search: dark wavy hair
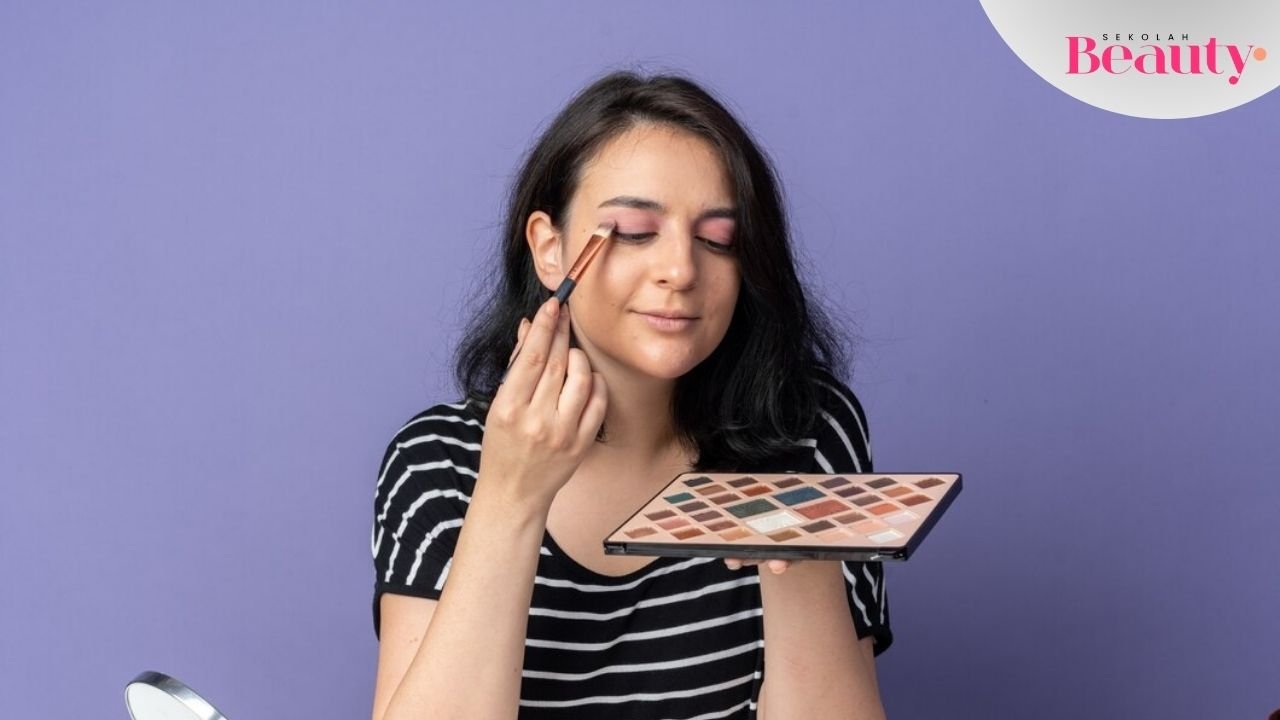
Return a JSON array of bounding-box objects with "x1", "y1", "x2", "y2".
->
[{"x1": 452, "y1": 68, "x2": 855, "y2": 472}]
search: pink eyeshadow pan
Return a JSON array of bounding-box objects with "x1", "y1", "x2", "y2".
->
[
  {"x1": 672, "y1": 527, "x2": 705, "y2": 540},
  {"x1": 625, "y1": 527, "x2": 657, "y2": 538},
  {"x1": 794, "y1": 499, "x2": 848, "y2": 520},
  {"x1": 657, "y1": 517, "x2": 690, "y2": 530}
]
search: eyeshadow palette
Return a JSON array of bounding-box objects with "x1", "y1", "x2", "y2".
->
[{"x1": 603, "y1": 472, "x2": 961, "y2": 562}]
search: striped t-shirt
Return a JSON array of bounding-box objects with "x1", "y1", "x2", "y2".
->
[{"x1": 371, "y1": 372, "x2": 891, "y2": 719}]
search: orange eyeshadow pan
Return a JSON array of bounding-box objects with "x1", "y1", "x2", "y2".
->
[
  {"x1": 883, "y1": 486, "x2": 913, "y2": 498},
  {"x1": 742, "y1": 485, "x2": 773, "y2": 497},
  {"x1": 868, "y1": 503, "x2": 897, "y2": 516},
  {"x1": 626, "y1": 527, "x2": 657, "y2": 538},
  {"x1": 719, "y1": 527, "x2": 751, "y2": 541},
  {"x1": 672, "y1": 527, "x2": 705, "y2": 540},
  {"x1": 657, "y1": 517, "x2": 690, "y2": 530}
]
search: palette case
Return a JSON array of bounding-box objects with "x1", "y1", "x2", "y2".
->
[{"x1": 603, "y1": 472, "x2": 962, "y2": 562}]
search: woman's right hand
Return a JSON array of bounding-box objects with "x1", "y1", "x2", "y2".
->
[{"x1": 480, "y1": 297, "x2": 609, "y2": 510}]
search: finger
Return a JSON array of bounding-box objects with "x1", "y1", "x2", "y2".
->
[
  {"x1": 724, "y1": 559, "x2": 741, "y2": 571},
  {"x1": 558, "y1": 347, "x2": 592, "y2": 418},
  {"x1": 573, "y1": 370, "x2": 608, "y2": 452},
  {"x1": 504, "y1": 298, "x2": 559, "y2": 400},
  {"x1": 506, "y1": 318, "x2": 531, "y2": 367},
  {"x1": 767, "y1": 560, "x2": 790, "y2": 575},
  {"x1": 531, "y1": 302, "x2": 571, "y2": 410}
]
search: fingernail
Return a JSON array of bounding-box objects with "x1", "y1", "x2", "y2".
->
[
  {"x1": 725, "y1": 560, "x2": 740, "y2": 571},
  {"x1": 546, "y1": 299, "x2": 559, "y2": 317}
]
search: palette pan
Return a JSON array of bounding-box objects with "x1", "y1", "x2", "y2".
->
[{"x1": 604, "y1": 472, "x2": 962, "y2": 562}]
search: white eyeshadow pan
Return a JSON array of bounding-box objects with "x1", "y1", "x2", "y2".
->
[
  {"x1": 746, "y1": 511, "x2": 803, "y2": 533},
  {"x1": 883, "y1": 511, "x2": 919, "y2": 526},
  {"x1": 868, "y1": 529, "x2": 905, "y2": 544}
]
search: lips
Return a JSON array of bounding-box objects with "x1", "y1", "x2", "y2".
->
[{"x1": 637, "y1": 310, "x2": 699, "y2": 320}]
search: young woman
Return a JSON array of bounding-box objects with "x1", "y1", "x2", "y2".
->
[{"x1": 370, "y1": 70, "x2": 890, "y2": 720}]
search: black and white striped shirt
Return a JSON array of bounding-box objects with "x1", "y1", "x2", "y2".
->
[{"x1": 371, "y1": 372, "x2": 891, "y2": 719}]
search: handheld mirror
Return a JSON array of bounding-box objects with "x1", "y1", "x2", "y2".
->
[{"x1": 125, "y1": 671, "x2": 230, "y2": 720}]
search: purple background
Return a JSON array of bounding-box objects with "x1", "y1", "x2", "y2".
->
[{"x1": 3, "y1": 3, "x2": 1277, "y2": 718}]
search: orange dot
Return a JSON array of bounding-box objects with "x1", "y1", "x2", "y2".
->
[{"x1": 1254, "y1": 47, "x2": 1267, "y2": 61}]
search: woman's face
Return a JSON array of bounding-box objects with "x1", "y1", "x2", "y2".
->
[{"x1": 528, "y1": 124, "x2": 741, "y2": 381}]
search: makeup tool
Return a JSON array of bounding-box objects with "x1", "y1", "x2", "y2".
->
[
  {"x1": 604, "y1": 472, "x2": 962, "y2": 562},
  {"x1": 500, "y1": 220, "x2": 616, "y2": 383}
]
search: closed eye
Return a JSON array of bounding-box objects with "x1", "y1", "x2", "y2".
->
[{"x1": 613, "y1": 232, "x2": 735, "y2": 254}]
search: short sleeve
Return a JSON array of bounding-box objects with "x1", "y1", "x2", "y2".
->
[
  {"x1": 808, "y1": 372, "x2": 893, "y2": 656},
  {"x1": 370, "y1": 402, "x2": 482, "y2": 639}
]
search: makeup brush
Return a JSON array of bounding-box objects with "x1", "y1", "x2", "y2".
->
[{"x1": 500, "y1": 220, "x2": 616, "y2": 383}]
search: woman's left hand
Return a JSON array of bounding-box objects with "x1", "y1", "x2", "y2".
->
[{"x1": 724, "y1": 557, "x2": 799, "y2": 574}]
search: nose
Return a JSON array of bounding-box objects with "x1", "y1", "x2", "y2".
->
[{"x1": 651, "y1": 229, "x2": 698, "y2": 290}]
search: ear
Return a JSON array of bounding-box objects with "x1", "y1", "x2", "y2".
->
[{"x1": 526, "y1": 210, "x2": 567, "y2": 293}]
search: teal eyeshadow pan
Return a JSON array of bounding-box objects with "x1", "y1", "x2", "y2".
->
[
  {"x1": 663, "y1": 492, "x2": 696, "y2": 504},
  {"x1": 774, "y1": 486, "x2": 824, "y2": 506},
  {"x1": 683, "y1": 476, "x2": 713, "y2": 487},
  {"x1": 725, "y1": 498, "x2": 776, "y2": 518}
]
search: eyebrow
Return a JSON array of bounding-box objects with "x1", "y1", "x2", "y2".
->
[{"x1": 597, "y1": 195, "x2": 737, "y2": 223}]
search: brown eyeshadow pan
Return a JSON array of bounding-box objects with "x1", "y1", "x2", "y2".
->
[
  {"x1": 677, "y1": 501, "x2": 709, "y2": 512},
  {"x1": 834, "y1": 512, "x2": 864, "y2": 524},
  {"x1": 900, "y1": 494, "x2": 932, "y2": 506},
  {"x1": 835, "y1": 486, "x2": 866, "y2": 498},
  {"x1": 646, "y1": 509, "x2": 676, "y2": 521},
  {"x1": 915, "y1": 477, "x2": 945, "y2": 489},
  {"x1": 691, "y1": 510, "x2": 721, "y2": 522},
  {"x1": 851, "y1": 495, "x2": 880, "y2": 507},
  {"x1": 883, "y1": 486, "x2": 913, "y2": 498},
  {"x1": 672, "y1": 527, "x2": 705, "y2": 540},
  {"x1": 705, "y1": 520, "x2": 735, "y2": 532},
  {"x1": 709, "y1": 494, "x2": 739, "y2": 505},
  {"x1": 727, "y1": 477, "x2": 758, "y2": 488},
  {"x1": 742, "y1": 485, "x2": 772, "y2": 497},
  {"x1": 794, "y1": 499, "x2": 848, "y2": 520},
  {"x1": 774, "y1": 477, "x2": 804, "y2": 489},
  {"x1": 769, "y1": 529, "x2": 801, "y2": 542},
  {"x1": 683, "y1": 476, "x2": 713, "y2": 487},
  {"x1": 819, "y1": 477, "x2": 851, "y2": 489},
  {"x1": 866, "y1": 477, "x2": 897, "y2": 489},
  {"x1": 694, "y1": 485, "x2": 725, "y2": 496},
  {"x1": 802, "y1": 520, "x2": 834, "y2": 533}
]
